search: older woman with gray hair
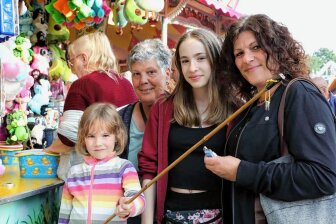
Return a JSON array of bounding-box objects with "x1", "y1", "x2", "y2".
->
[{"x1": 118, "y1": 38, "x2": 171, "y2": 224}]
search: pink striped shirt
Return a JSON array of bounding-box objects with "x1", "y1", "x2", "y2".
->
[{"x1": 58, "y1": 156, "x2": 145, "y2": 224}]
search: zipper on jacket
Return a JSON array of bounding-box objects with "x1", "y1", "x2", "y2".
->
[{"x1": 222, "y1": 105, "x2": 252, "y2": 224}]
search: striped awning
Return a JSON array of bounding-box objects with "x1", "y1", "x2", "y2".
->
[{"x1": 198, "y1": 0, "x2": 242, "y2": 18}]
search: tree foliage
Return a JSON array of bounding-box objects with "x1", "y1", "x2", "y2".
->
[{"x1": 308, "y1": 48, "x2": 336, "y2": 73}]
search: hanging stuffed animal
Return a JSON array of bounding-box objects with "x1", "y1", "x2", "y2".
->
[
  {"x1": 19, "y1": 1, "x2": 34, "y2": 38},
  {"x1": 112, "y1": 0, "x2": 128, "y2": 35},
  {"x1": 30, "y1": 8, "x2": 48, "y2": 45},
  {"x1": 135, "y1": 0, "x2": 164, "y2": 21},
  {"x1": 47, "y1": 16, "x2": 70, "y2": 43},
  {"x1": 124, "y1": 0, "x2": 147, "y2": 30}
]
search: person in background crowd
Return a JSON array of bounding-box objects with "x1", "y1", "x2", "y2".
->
[
  {"x1": 138, "y1": 28, "x2": 233, "y2": 224},
  {"x1": 170, "y1": 48, "x2": 180, "y2": 83},
  {"x1": 118, "y1": 38, "x2": 172, "y2": 224},
  {"x1": 328, "y1": 76, "x2": 336, "y2": 94},
  {"x1": 58, "y1": 103, "x2": 145, "y2": 223},
  {"x1": 312, "y1": 76, "x2": 336, "y2": 114},
  {"x1": 44, "y1": 32, "x2": 137, "y2": 180},
  {"x1": 205, "y1": 14, "x2": 336, "y2": 223}
]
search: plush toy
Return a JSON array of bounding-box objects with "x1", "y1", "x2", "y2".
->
[
  {"x1": 44, "y1": 108, "x2": 60, "y2": 129},
  {"x1": 19, "y1": 7, "x2": 34, "y2": 38},
  {"x1": 0, "y1": 159, "x2": 5, "y2": 176},
  {"x1": 15, "y1": 88, "x2": 31, "y2": 114},
  {"x1": 5, "y1": 110, "x2": 29, "y2": 144},
  {"x1": 30, "y1": 8, "x2": 48, "y2": 45},
  {"x1": 26, "y1": 116, "x2": 47, "y2": 149},
  {"x1": 93, "y1": 0, "x2": 111, "y2": 24},
  {"x1": 12, "y1": 34, "x2": 34, "y2": 64},
  {"x1": 45, "y1": 0, "x2": 66, "y2": 24},
  {"x1": 124, "y1": 0, "x2": 147, "y2": 30},
  {"x1": 28, "y1": 77, "x2": 51, "y2": 115},
  {"x1": 113, "y1": 0, "x2": 128, "y2": 35},
  {"x1": 14, "y1": 75, "x2": 34, "y2": 114},
  {"x1": 23, "y1": 0, "x2": 34, "y2": 12},
  {"x1": 48, "y1": 43, "x2": 72, "y2": 82},
  {"x1": 1, "y1": 42, "x2": 31, "y2": 116},
  {"x1": 53, "y1": 0, "x2": 75, "y2": 21},
  {"x1": 47, "y1": 16, "x2": 70, "y2": 43},
  {"x1": 46, "y1": 0, "x2": 111, "y2": 30},
  {"x1": 50, "y1": 78, "x2": 64, "y2": 100},
  {"x1": 135, "y1": 0, "x2": 164, "y2": 21},
  {"x1": 30, "y1": 46, "x2": 50, "y2": 76}
]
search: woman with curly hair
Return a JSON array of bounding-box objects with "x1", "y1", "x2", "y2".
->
[{"x1": 205, "y1": 14, "x2": 336, "y2": 223}]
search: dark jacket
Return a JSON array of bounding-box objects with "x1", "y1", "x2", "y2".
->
[
  {"x1": 223, "y1": 81, "x2": 336, "y2": 223},
  {"x1": 118, "y1": 102, "x2": 141, "y2": 224},
  {"x1": 118, "y1": 102, "x2": 136, "y2": 160}
]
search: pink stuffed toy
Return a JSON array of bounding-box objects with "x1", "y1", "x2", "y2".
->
[{"x1": 15, "y1": 88, "x2": 32, "y2": 114}]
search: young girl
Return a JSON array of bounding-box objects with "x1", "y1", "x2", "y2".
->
[
  {"x1": 58, "y1": 103, "x2": 145, "y2": 224},
  {"x1": 138, "y1": 29, "x2": 233, "y2": 223}
]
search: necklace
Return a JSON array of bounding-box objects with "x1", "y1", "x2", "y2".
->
[{"x1": 139, "y1": 102, "x2": 147, "y2": 124}]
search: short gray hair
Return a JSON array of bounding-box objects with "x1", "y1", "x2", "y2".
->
[{"x1": 127, "y1": 39, "x2": 172, "y2": 74}]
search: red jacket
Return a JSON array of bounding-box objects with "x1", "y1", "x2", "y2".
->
[
  {"x1": 59, "y1": 71, "x2": 138, "y2": 146},
  {"x1": 138, "y1": 98, "x2": 173, "y2": 224}
]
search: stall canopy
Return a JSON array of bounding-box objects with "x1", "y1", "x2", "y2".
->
[{"x1": 197, "y1": 0, "x2": 241, "y2": 18}]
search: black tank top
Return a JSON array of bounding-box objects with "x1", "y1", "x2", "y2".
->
[{"x1": 168, "y1": 122, "x2": 226, "y2": 190}]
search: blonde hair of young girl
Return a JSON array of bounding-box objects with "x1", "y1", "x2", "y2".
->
[
  {"x1": 76, "y1": 103, "x2": 127, "y2": 156},
  {"x1": 67, "y1": 32, "x2": 118, "y2": 74}
]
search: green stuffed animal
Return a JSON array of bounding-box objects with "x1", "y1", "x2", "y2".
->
[
  {"x1": 48, "y1": 44, "x2": 72, "y2": 82},
  {"x1": 47, "y1": 16, "x2": 70, "y2": 43},
  {"x1": 12, "y1": 34, "x2": 34, "y2": 64},
  {"x1": 6, "y1": 110, "x2": 29, "y2": 144},
  {"x1": 124, "y1": 0, "x2": 147, "y2": 30},
  {"x1": 45, "y1": 0, "x2": 66, "y2": 24}
]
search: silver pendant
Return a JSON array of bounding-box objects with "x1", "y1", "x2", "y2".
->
[{"x1": 265, "y1": 100, "x2": 270, "y2": 111}]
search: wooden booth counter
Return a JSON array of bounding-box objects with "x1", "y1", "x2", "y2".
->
[{"x1": 0, "y1": 164, "x2": 64, "y2": 223}]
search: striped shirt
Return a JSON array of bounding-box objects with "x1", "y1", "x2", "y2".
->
[{"x1": 58, "y1": 156, "x2": 145, "y2": 224}]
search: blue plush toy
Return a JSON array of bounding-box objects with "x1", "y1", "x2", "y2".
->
[{"x1": 28, "y1": 77, "x2": 51, "y2": 115}]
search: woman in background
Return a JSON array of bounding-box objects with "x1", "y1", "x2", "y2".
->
[{"x1": 44, "y1": 32, "x2": 137, "y2": 180}]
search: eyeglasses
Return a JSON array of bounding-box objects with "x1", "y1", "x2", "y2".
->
[{"x1": 67, "y1": 54, "x2": 82, "y2": 67}]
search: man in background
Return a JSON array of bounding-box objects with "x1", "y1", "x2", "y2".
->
[{"x1": 312, "y1": 76, "x2": 336, "y2": 114}]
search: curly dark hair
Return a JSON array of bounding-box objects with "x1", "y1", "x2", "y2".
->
[{"x1": 218, "y1": 14, "x2": 310, "y2": 100}]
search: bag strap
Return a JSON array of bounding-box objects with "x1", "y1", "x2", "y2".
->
[{"x1": 278, "y1": 77, "x2": 325, "y2": 155}]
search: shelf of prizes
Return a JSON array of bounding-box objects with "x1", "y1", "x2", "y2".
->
[
  {"x1": 0, "y1": 143, "x2": 64, "y2": 224},
  {"x1": 0, "y1": 0, "x2": 72, "y2": 222}
]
